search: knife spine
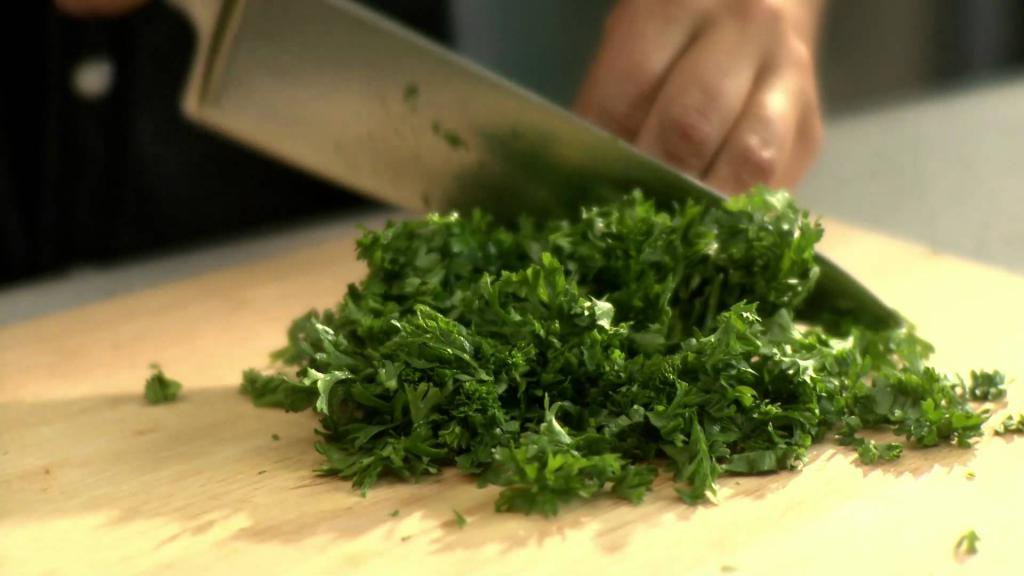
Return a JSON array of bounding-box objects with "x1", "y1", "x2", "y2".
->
[{"x1": 199, "y1": 0, "x2": 247, "y2": 106}]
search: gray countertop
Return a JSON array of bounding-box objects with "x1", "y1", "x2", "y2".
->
[
  {"x1": 800, "y1": 76, "x2": 1024, "y2": 273},
  {"x1": 3, "y1": 77, "x2": 1022, "y2": 326}
]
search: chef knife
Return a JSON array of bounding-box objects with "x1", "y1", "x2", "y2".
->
[{"x1": 168, "y1": 0, "x2": 901, "y2": 329}]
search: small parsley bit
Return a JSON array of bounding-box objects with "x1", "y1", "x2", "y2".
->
[
  {"x1": 955, "y1": 529, "x2": 980, "y2": 556},
  {"x1": 144, "y1": 363, "x2": 182, "y2": 405}
]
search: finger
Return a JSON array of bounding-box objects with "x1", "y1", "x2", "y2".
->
[
  {"x1": 703, "y1": 62, "x2": 801, "y2": 194},
  {"x1": 776, "y1": 84, "x2": 823, "y2": 190},
  {"x1": 574, "y1": 0, "x2": 709, "y2": 140},
  {"x1": 633, "y1": 13, "x2": 772, "y2": 177}
]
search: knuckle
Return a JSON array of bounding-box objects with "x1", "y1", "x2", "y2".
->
[
  {"x1": 658, "y1": 105, "x2": 718, "y2": 169},
  {"x1": 590, "y1": 99, "x2": 648, "y2": 139},
  {"x1": 783, "y1": 35, "x2": 815, "y2": 70},
  {"x1": 734, "y1": 136, "x2": 779, "y2": 186}
]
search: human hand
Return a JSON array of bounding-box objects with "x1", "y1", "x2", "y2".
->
[{"x1": 575, "y1": 0, "x2": 825, "y2": 194}]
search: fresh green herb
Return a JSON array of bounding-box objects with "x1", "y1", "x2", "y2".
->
[
  {"x1": 967, "y1": 370, "x2": 1007, "y2": 401},
  {"x1": 994, "y1": 413, "x2": 1024, "y2": 435},
  {"x1": 241, "y1": 369, "x2": 317, "y2": 412},
  {"x1": 955, "y1": 529, "x2": 980, "y2": 555},
  {"x1": 271, "y1": 433, "x2": 281, "y2": 441},
  {"x1": 431, "y1": 120, "x2": 467, "y2": 150},
  {"x1": 403, "y1": 82, "x2": 419, "y2": 107},
  {"x1": 242, "y1": 189, "x2": 1004, "y2": 516},
  {"x1": 854, "y1": 438, "x2": 903, "y2": 465},
  {"x1": 453, "y1": 509, "x2": 467, "y2": 529},
  {"x1": 965, "y1": 470, "x2": 976, "y2": 479},
  {"x1": 389, "y1": 509, "x2": 400, "y2": 518},
  {"x1": 144, "y1": 364, "x2": 182, "y2": 404}
]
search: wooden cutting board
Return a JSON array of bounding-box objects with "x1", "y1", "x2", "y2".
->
[{"x1": 2, "y1": 218, "x2": 1022, "y2": 576}]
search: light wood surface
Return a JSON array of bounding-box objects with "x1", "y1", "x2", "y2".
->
[{"x1": 2, "y1": 218, "x2": 1022, "y2": 575}]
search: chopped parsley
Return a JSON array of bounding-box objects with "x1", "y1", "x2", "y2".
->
[
  {"x1": 966, "y1": 370, "x2": 1007, "y2": 401},
  {"x1": 955, "y1": 529, "x2": 980, "y2": 555},
  {"x1": 995, "y1": 413, "x2": 1024, "y2": 435},
  {"x1": 144, "y1": 364, "x2": 182, "y2": 404},
  {"x1": 403, "y1": 82, "x2": 419, "y2": 107},
  {"x1": 241, "y1": 188, "x2": 1006, "y2": 515}
]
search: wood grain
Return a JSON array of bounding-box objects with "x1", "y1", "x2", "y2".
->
[{"x1": 1, "y1": 219, "x2": 1022, "y2": 575}]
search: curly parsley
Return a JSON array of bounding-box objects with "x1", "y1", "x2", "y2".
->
[
  {"x1": 144, "y1": 363, "x2": 182, "y2": 404},
  {"x1": 242, "y1": 189, "x2": 1004, "y2": 515},
  {"x1": 956, "y1": 529, "x2": 980, "y2": 556},
  {"x1": 995, "y1": 413, "x2": 1024, "y2": 435}
]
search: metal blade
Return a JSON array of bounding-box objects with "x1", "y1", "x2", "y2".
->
[{"x1": 186, "y1": 0, "x2": 900, "y2": 329}]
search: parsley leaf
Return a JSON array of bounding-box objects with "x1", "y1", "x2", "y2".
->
[
  {"x1": 240, "y1": 369, "x2": 317, "y2": 412},
  {"x1": 955, "y1": 529, "x2": 980, "y2": 555},
  {"x1": 967, "y1": 370, "x2": 1007, "y2": 401},
  {"x1": 995, "y1": 413, "x2": 1024, "y2": 435},
  {"x1": 144, "y1": 364, "x2": 182, "y2": 404}
]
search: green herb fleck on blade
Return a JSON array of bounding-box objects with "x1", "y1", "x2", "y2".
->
[
  {"x1": 144, "y1": 363, "x2": 181, "y2": 405},
  {"x1": 453, "y1": 510, "x2": 467, "y2": 529},
  {"x1": 431, "y1": 120, "x2": 467, "y2": 150},
  {"x1": 403, "y1": 82, "x2": 419, "y2": 107},
  {"x1": 389, "y1": 509, "x2": 400, "y2": 518},
  {"x1": 955, "y1": 529, "x2": 980, "y2": 556},
  {"x1": 965, "y1": 470, "x2": 976, "y2": 479},
  {"x1": 271, "y1": 433, "x2": 281, "y2": 441}
]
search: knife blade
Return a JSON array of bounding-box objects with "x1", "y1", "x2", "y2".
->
[{"x1": 169, "y1": 0, "x2": 900, "y2": 329}]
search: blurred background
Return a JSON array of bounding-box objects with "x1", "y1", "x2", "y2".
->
[
  {"x1": 453, "y1": 0, "x2": 1024, "y2": 112},
  {"x1": 3, "y1": 1, "x2": 1023, "y2": 301}
]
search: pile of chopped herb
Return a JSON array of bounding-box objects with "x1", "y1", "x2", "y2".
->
[{"x1": 241, "y1": 188, "x2": 1006, "y2": 516}]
